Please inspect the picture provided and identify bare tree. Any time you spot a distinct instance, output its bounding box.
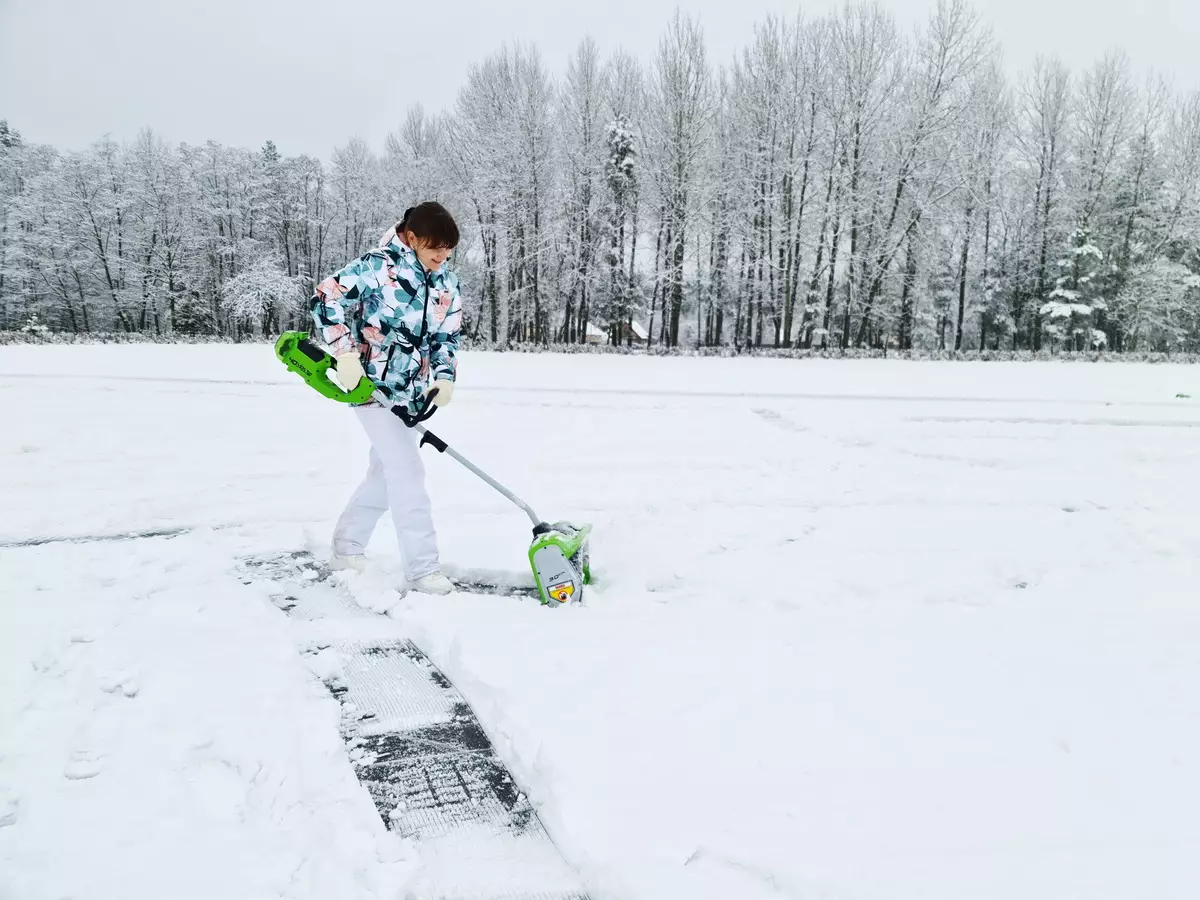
[852,0,990,348]
[828,0,904,348]
[950,59,1009,351]
[559,37,609,344]
[644,9,714,348]
[7,9,1200,353]
[1016,55,1073,349]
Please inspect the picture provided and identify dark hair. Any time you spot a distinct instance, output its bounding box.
[397,201,460,249]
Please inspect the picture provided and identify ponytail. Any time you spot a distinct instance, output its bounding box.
[394,201,460,249]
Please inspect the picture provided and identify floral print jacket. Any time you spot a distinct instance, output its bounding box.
[310,230,462,412]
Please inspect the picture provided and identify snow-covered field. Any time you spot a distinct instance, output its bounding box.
[3,344,1200,900]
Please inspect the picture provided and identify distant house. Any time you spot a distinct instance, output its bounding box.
[603,319,648,346]
[579,319,651,346]
[584,321,608,344]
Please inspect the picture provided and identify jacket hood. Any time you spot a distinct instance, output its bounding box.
[379,228,448,281]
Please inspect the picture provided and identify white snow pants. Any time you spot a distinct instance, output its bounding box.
[331,406,439,580]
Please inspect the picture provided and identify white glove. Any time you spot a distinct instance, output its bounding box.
[333,352,366,392]
[424,379,454,407]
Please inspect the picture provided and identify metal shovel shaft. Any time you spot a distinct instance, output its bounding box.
[370,389,542,528]
[414,423,543,528]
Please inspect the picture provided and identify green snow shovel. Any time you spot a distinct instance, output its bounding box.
[274,331,592,606]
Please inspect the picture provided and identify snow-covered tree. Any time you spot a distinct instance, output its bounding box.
[1042,225,1107,350]
[223,254,305,336]
[559,37,609,344]
[643,10,714,348]
[1013,56,1073,348]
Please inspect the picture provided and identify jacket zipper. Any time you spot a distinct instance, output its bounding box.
[418,271,433,348]
[386,243,435,388]
[384,343,398,390]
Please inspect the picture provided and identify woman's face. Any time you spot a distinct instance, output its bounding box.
[406,232,453,272]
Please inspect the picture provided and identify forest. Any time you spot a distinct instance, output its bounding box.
[3,0,1200,354]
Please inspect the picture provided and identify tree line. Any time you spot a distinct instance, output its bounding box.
[4,0,1200,353]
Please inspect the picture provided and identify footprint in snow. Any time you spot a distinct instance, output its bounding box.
[64,750,102,780]
[752,407,810,433]
[31,648,65,677]
[0,791,18,827]
[99,671,140,698]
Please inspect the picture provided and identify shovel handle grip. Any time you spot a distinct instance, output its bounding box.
[296,338,327,364]
[390,385,441,427]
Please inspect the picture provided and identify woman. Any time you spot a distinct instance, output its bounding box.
[309,201,463,594]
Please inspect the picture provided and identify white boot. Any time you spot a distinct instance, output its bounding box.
[330,553,368,573]
[409,572,456,595]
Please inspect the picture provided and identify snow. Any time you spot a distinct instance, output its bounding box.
[0,534,416,900]
[3,344,1200,899]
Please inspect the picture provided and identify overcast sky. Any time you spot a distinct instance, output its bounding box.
[2,0,1198,159]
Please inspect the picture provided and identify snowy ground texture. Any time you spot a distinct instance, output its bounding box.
[3,344,1200,900]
